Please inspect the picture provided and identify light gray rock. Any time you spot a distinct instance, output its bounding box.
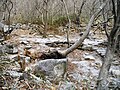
[25,56,31,63]
[83,39,104,46]
[20,40,29,45]
[83,53,95,60]
[34,59,67,80]
[82,44,94,50]
[15,23,22,28]
[108,78,120,89]
[72,61,100,77]
[24,45,32,49]
[96,48,106,56]
[59,81,76,90]
[6,71,23,78]
[0,54,10,61]
[110,69,120,78]
[4,44,18,54]
[9,55,29,61]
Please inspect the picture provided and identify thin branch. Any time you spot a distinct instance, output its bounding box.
[112,0,117,23]
[61,0,71,47]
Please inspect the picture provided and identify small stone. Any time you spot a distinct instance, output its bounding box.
[83,54,95,60]
[13,47,18,54]
[96,48,106,56]
[7,71,23,78]
[20,40,29,45]
[10,55,25,61]
[6,47,18,54]
[59,81,76,90]
[25,56,31,63]
[25,45,32,49]
[111,70,120,77]
[82,45,94,50]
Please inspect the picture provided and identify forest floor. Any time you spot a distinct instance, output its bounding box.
[0,24,119,90]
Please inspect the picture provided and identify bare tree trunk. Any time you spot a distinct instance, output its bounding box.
[100,0,109,38]
[51,1,54,25]
[97,0,120,89]
[72,0,77,15]
[0,0,13,40]
[96,28,120,90]
[6,0,13,35]
[61,0,71,47]
[50,0,56,25]
[97,46,113,90]
[61,0,110,56]
[43,0,49,37]
[44,1,48,37]
[76,0,86,26]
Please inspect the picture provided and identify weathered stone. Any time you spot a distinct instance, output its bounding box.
[96,48,106,56]
[111,70,120,78]
[0,54,10,61]
[82,45,94,51]
[108,78,120,89]
[25,56,31,63]
[24,45,32,49]
[34,59,67,80]
[9,55,30,62]
[14,23,22,29]
[6,71,23,78]
[59,81,76,90]
[4,44,18,54]
[83,53,95,60]
[20,40,29,45]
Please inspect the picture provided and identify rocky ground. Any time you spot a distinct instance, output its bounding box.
[0,23,119,90]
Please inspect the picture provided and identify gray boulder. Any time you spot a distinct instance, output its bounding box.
[34,59,67,80]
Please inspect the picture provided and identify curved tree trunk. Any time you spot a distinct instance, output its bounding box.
[40,0,110,59]
[60,0,110,57]
[97,46,113,90]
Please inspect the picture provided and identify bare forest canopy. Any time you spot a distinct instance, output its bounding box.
[0,0,110,25]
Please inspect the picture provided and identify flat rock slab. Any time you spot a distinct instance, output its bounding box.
[34,59,67,80]
[83,54,95,61]
[0,44,18,54]
[59,81,76,90]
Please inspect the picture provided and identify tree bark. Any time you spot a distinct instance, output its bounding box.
[61,0,71,47]
[97,46,113,90]
[97,0,120,89]
[96,26,120,90]
[76,0,86,26]
[43,0,49,37]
